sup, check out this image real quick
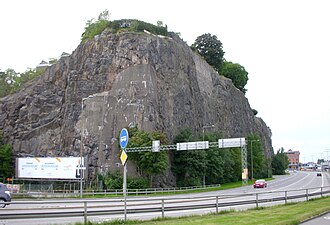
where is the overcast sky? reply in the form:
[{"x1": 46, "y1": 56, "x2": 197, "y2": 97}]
[{"x1": 1, "y1": 0, "x2": 329, "y2": 163}]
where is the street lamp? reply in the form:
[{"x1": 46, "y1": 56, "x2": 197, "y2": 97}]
[
  {"x1": 202, "y1": 124, "x2": 215, "y2": 187},
  {"x1": 250, "y1": 139, "x2": 259, "y2": 181}
]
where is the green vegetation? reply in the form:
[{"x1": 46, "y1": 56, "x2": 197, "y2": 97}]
[
  {"x1": 81, "y1": 10, "x2": 168, "y2": 43},
  {"x1": 81, "y1": 10, "x2": 111, "y2": 43},
  {"x1": 191, "y1": 33, "x2": 225, "y2": 72},
  {"x1": 0, "y1": 130, "x2": 13, "y2": 182},
  {"x1": 172, "y1": 129, "x2": 269, "y2": 187},
  {"x1": 247, "y1": 135, "x2": 270, "y2": 179},
  {"x1": 191, "y1": 34, "x2": 250, "y2": 95},
  {"x1": 220, "y1": 61, "x2": 249, "y2": 93},
  {"x1": 79, "y1": 196, "x2": 330, "y2": 225},
  {"x1": 127, "y1": 126, "x2": 168, "y2": 185},
  {"x1": 98, "y1": 127, "x2": 168, "y2": 190},
  {"x1": 97, "y1": 128, "x2": 271, "y2": 190},
  {"x1": 99, "y1": 171, "x2": 149, "y2": 190},
  {"x1": 272, "y1": 148, "x2": 289, "y2": 175},
  {"x1": 109, "y1": 19, "x2": 168, "y2": 36},
  {"x1": 0, "y1": 68, "x2": 44, "y2": 97}
]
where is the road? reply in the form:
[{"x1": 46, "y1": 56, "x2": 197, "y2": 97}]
[{"x1": 1, "y1": 171, "x2": 329, "y2": 225}]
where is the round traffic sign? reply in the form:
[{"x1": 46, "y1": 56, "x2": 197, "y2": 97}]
[{"x1": 119, "y1": 128, "x2": 129, "y2": 149}]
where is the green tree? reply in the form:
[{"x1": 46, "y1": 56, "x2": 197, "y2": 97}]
[
  {"x1": 0, "y1": 69, "x2": 17, "y2": 97},
  {"x1": 220, "y1": 61, "x2": 249, "y2": 93},
  {"x1": 205, "y1": 148, "x2": 224, "y2": 184},
  {"x1": 272, "y1": 148, "x2": 289, "y2": 175},
  {"x1": 103, "y1": 171, "x2": 149, "y2": 190},
  {"x1": 0, "y1": 68, "x2": 44, "y2": 97},
  {"x1": 12, "y1": 68, "x2": 44, "y2": 92},
  {"x1": 126, "y1": 127, "x2": 168, "y2": 185},
  {"x1": 172, "y1": 128, "x2": 247, "y2": 186},
  {"x1": 229, "y1": 148, "x2": 242, "y2": 182},
  {"x1": 191, "y1": 33, "x2": 225, "y2": 71},
  {"x1": 172, "y1": 128, "x2": 207, "y2": 186},
  {"x1": 81, "y1": 9, "x2": 110, "y2": 43},
  {"x1": 247, "y1": 135, "x2": 267, "y2": 180},
  {"x1": 0, "y1": 130, "x2": 13, "y2": 180}
]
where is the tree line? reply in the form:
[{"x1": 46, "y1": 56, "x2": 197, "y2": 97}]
[
  {"x1": 0, "y1": 131, "x2": 13, "y2": 182},
  {"x1": 0, "y1": 68, "x2": 44, "y2": 98},
  {"x1": 98, "y1": 127, "x2": 288, "y2": 189}
]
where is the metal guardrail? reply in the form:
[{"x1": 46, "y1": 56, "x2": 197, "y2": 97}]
[
  {"x1": 12, "y1": 184, "x2": 222, "y2": 198},
  {"x1": 1, "y1": 186, "x2": 330, "y2": 224}
]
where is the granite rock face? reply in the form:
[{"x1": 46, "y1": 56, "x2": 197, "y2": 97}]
[{"x1": 0, "y1": 31, "x2": 272, "y2": 184}]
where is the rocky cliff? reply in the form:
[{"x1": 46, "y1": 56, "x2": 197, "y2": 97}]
[{"x1": 0, "y1": 30, "x2": 272, "y2": 181}]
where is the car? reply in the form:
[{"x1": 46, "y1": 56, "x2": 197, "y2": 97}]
[
  {"x1": 317, "y1": 173, "x2": 322, "y2": 176},
  {"x1": 0, "y1": 183, "x2": 11, "y2": 208},
  {"x1": 253, "y1": 179, "x2": 267, "y2": 188}
]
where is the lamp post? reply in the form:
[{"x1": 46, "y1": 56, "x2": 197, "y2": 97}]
[
  {"x1": 202, "y1": 124, "x2": 215, "y2": 187},
  {"x1": 250, "y1": 139, "x2": 259, "y2": 181}
]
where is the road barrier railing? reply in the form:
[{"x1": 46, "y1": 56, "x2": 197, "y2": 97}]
[
  {"x1": 1, "y1": 185, "x2": 330, "y2": 224},
  {"x1": 12, "y1": 184, "x2": 222, "y2": 198}
]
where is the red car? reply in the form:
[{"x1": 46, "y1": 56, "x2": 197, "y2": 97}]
[{"x1": 253, "y1": 179, "x2": 267, "y2": 188}]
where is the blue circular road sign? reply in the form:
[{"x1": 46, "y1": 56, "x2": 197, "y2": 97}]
[{"x1": 119, "y1": 128, "x2": 129, "y2": 149}]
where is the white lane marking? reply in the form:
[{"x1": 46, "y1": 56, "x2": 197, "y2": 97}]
[{"x1": 272, "y1": 172, "x2": 310, "y2": 191}]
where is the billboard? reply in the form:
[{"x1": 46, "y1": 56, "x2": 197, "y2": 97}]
[{"x1": 16, "y1": 157, "x2": 85, "y2": 180}]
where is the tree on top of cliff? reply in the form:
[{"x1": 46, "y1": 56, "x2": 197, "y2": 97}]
[
  {"x1": 191, "y1": 33, "x2": 225, "y2": 72},
  {"x1": 0, "y1": 68, "x2": 44, "y2": 97},
  {"x1": 220, "y1": 61, "x2": 249, "y2": 94},
  {"x1": 81, "y1": 10, "x2": 111, "y2": 43},
  {"x1": 81, "y1": 10, "x2": 169, "y2": 43},
  {"x1": 191, "y1": 34, "x2": 249, "y2": 94}
]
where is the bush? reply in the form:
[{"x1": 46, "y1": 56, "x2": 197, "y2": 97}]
[
  {"x1": 102, "y1": 171, "x2": 149, "y2": 190},
  {"x1": 81, "y1": 19, "x2": 110, "y2": 43},
  {"x1": 109, "y1": 19, "x2": 168, "y2": 36}
]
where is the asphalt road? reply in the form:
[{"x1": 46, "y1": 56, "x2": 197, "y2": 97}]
[{"x1": 1, "y1": 171, "x2": 329, "y2": 225}]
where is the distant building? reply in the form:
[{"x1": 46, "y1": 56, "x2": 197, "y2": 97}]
[
  {"x1": 285, "y1": 149, "x2": 300, "y2": 170},
  {"x1": 36, "y1": 60, "x2": 50, "y2": 71},
  {"x1": 60, "y1": 52, "x2": 70, "y2": 58},
  {"x1": 36, "y1": 52, "x2": 70, "y2": 71}
]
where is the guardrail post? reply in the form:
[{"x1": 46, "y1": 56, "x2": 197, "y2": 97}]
[
  {"x1": 161, "y1": 199, "x2": 165, "y2": 219},
  {"x1": 256, "y1": 193, "x2": 259, "y2": 208},
  {"x1": 216, "y1": 196, "x2": 219, "y2": 213},
  {"x1": 306, "y1": 189, "x2": 309, "y2": 201},
  {"x1": 84, "y1": 201, "x2": 87, "y2": 225},
  {"x1": 321, "y1": 187, "x2": 323, "y2": 197},
  {"x1": 285, "y1": 191, "x2": 287, "y2": 204}
]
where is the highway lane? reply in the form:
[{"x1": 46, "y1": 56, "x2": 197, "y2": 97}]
[{"x1": 1, "y1": 171, "x2": 329, "y2": 225}]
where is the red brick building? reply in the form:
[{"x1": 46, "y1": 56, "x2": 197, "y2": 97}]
[{"x1": 285, "y1": 149, "x2": 300, "y2": 169}]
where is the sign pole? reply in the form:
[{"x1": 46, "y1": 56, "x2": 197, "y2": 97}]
[
  {"x1": 119, "y1": 128, "x2": 129, "y2": 221},
  {"x1": 123, "y1": 162, "x2": 127, "y2": 221}
]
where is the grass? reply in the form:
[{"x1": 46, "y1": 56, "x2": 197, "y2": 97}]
[
  {"x1": 83, "y1": 179, "x2": 273, "y2": 198},
  {"x1": 12, "y1": 179, "x2": 272, "y2": 200},
  {"x1": 79, "y1": 196, "x2": 330, "y2": 225}
]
